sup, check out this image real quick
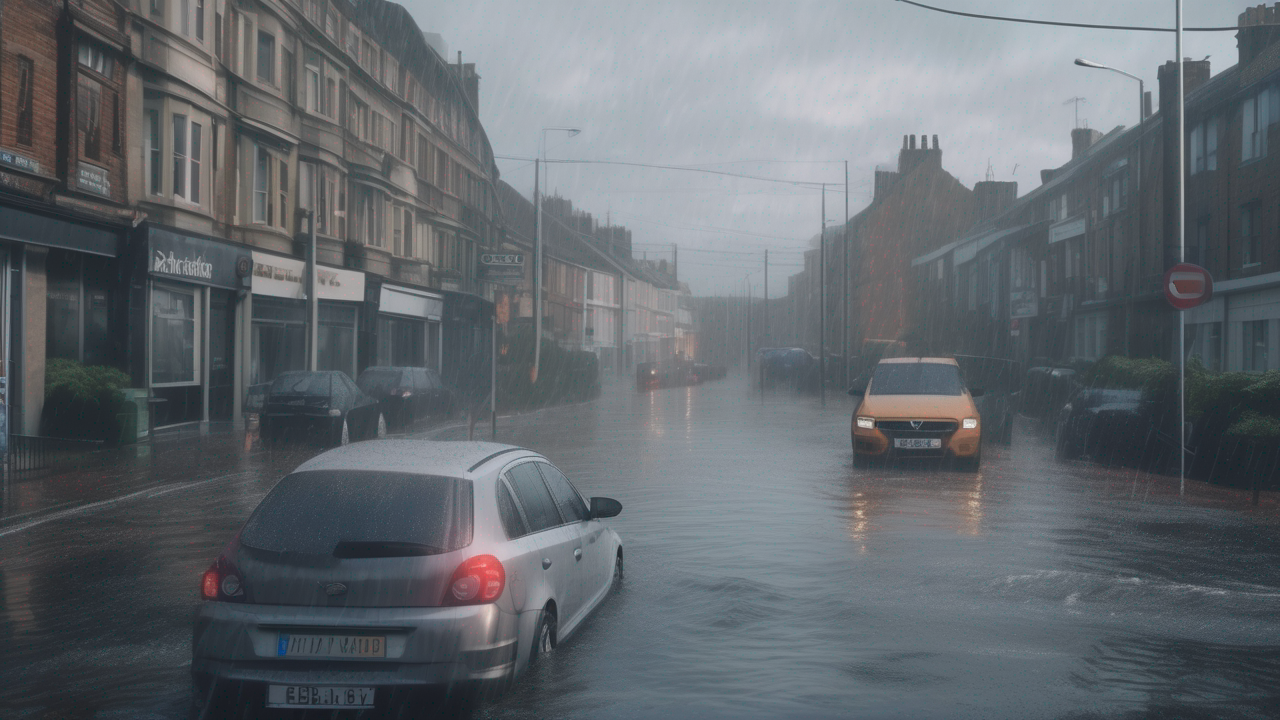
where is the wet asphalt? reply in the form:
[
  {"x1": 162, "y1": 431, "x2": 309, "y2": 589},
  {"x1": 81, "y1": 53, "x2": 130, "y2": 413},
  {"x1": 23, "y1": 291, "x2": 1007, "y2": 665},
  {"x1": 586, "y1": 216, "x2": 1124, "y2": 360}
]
[{"x1": 2, "y1": 373, "x2": 1279, "y2": 719}]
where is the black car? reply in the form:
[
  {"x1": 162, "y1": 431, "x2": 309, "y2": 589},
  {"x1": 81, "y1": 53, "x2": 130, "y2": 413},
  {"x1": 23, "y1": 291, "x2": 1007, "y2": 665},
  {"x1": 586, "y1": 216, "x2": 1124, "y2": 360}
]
[
  {"x1": 1055, "y1": 388, "x2": 1156, "y2": 463},
  {"x1": 356, "y1": 366, "x2": 457, "y2": 428},
  {"x1": 955, "y1": 355, "x2": 1021, "y2": 444},
  {"x1": 261, "y1": 371, "x2": 386, "y2": 447}
]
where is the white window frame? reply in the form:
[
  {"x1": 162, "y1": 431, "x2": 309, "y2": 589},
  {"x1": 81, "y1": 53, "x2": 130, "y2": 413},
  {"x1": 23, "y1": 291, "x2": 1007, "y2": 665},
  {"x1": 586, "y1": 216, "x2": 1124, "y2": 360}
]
[{"x1": 150, "y1": 283, "x2": 202, "y2": 388}]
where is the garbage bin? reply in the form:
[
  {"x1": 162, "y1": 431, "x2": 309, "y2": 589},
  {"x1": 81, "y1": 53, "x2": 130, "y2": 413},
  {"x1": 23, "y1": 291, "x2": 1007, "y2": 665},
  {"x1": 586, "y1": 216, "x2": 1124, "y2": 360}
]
[{"x1": 118, "y1": 389, "x2": 149, "y2": 444}]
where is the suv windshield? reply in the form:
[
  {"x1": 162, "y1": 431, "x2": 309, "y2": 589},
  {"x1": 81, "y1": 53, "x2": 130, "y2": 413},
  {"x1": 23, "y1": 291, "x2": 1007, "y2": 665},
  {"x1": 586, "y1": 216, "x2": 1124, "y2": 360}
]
[
  {"x1": 239, "y1": 471, "x2": 473, "y2": 555},
  {"x1": 270, "y1": 373, "x2": 333, "y2": 396},
  {"x1": 870, "y1": 363, "x2": 964, "y2": 396}
]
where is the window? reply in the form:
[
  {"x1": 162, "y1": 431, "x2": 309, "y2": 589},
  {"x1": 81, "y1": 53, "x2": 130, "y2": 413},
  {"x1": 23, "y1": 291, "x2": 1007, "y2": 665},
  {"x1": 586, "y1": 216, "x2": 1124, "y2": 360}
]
[
  {"x1": 279, "y1": 160, "x2": 288, "y2": 230},
  {"x1": 506, "y1": 463, "x2": 562, "y2": 532},
  {"x1": 282, "y1": 48, "x2": 295, "y2": 103},
  {"x1": 254, "y1": 144, "x2": 272, "y2": 224},
  {"x1": 1074, "y1": 313, "x2": 1108, "y2": 360},
  {"x1": 346, "y1": 26, "x2": 358, "y2": 57},
  {"x1": 152, "y1": 285, "x2": 198, "y2": 385},
  {"x1": 78, "y1": 44, "x2": 115, "y2": 77},
  {"x1": 537, "y1": 463, "x2": 588, "y2": 523},
  {"x1": 147, "y1": 110, "x2": 162, "y2": 194},
  {"x1": 16, "y1": 56, "x2": 34, "y2": 146},
  {"x1": 257, "y1": 31, "x2": 275, "y2": 84},
  {"x1": 352, "y1": 184, "x2": 384, "y2": 246},
  {"x1": 1191, "y1": 117, "x2": 1219, "y2": 174},
  {"x1": 150, "y1": 0, "x2": 163, "y2": 18},
  {"x1": 190, "y1": 123, "x2": 202, "y2": 204},
  {"x1": 497, "y1": 481, "x2": 529, "y2": 539},
  {"x1": 1243, "y1": 320, "x2": 1269, "y2": 373},
  {"x1": 1241, "y1": 204, "x2": 1259, "y2": 265},
  {"x1": 78, "y1": 76, "x2": 103, "y2": 161},
  {"x1": 1187, "y1": 321, "x2": 1222, "y2": 372},
  {"x1": 172, "y1": 114, "x2": 187, "y2": 199},
  {"x1": 1242, "y1": 88, "x2": 1276, "y2": 162},
  {"x1": 326, "y1": 9, "x2": 337, "y2": 40},
  {"x1": 196, "y1": 0, "x2": 204, "y2": 40}
]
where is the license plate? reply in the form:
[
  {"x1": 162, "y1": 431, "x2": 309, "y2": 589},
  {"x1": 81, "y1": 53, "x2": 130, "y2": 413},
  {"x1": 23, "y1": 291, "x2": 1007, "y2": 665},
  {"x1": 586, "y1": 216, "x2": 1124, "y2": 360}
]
[
  {"x1": 266, "y1": 685, "x2": 375, "y2": 709},
  {"x1": 894, "y1": 438, "x2": 942, "y2": 449},
  {"x1": 277, "y1": 633, "x2": 386, "y2": 658}
]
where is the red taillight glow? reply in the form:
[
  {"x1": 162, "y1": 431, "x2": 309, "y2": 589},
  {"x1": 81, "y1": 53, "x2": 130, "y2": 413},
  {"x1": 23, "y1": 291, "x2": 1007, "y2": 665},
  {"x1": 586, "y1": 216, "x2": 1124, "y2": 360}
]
[
  {"x1": 200, "y1": 533, "x2": 246, "y2": 602},
  {"x1": 444, "y1": 555, "x2": 505, "y2": 606}
]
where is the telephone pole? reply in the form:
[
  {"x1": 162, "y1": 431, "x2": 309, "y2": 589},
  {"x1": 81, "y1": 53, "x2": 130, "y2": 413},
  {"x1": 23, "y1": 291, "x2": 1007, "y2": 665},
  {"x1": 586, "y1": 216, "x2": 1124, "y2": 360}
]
[
  {"x1": 820, "y1": 183, "x2": 827, "y2": 408},
  {"x1": 842, "y1": 159, "x2": 849, "y2": 388},
  {"x1": 763, "y1": 249, "x2": 769, "y2": 345}
]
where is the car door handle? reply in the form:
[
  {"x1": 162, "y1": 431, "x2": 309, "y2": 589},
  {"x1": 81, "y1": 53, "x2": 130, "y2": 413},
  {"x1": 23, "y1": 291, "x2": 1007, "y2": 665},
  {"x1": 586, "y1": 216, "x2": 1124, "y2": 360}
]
[
  {"x1": 574, "y1": 548, "x2": 583, "y2": 561},
  {"x1": 542, "y1": 558, "x2": 552, "y2": 570}
]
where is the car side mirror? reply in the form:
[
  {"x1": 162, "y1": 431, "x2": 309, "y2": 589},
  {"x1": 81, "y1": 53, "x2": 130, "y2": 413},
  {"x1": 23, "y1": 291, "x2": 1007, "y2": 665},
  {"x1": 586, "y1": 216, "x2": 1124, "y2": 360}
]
[
  {"x1": 847, "y1": 378, "x2": 868, "y2": 396},
  {"x1": 590, "y1": 497, "x2": 622, "y2": 519},
  {"x1": 970, "y1": 387, "x2": 985, "y2": 398}
]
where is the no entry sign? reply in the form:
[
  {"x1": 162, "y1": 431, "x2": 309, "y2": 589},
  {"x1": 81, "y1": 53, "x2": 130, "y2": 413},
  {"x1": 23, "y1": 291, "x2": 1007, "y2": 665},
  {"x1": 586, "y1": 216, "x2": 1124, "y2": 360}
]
[{"x1": 1164, "y1": 263, "x2": 1214, "y2": 310}]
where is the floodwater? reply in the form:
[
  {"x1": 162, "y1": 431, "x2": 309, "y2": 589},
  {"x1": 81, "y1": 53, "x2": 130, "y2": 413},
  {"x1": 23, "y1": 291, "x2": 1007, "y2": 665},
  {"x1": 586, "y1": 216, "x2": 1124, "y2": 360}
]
[{"x1": 2, "y1": 374, "x2": 1279, "y2": 719}]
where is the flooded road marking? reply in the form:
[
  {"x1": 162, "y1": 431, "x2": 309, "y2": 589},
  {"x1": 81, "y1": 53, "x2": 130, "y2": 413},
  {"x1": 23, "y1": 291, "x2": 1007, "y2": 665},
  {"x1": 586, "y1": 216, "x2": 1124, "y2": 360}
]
[{"x1": 0, "y1": 471, "x2": 252, "y2": 538}]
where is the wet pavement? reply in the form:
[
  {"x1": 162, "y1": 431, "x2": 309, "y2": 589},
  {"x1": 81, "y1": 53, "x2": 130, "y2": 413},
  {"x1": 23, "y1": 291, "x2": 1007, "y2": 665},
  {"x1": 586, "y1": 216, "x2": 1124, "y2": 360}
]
[{"x1": 2, "y1": 374, "x2": 1279, "y2": 719}]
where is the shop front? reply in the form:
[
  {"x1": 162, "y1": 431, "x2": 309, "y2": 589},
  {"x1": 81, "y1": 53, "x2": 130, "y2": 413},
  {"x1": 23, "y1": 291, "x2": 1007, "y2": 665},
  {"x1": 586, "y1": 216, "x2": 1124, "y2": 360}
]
[
  {"x1": 377, "y1": 284, "x2": 443, "y2": 370},
  {"x1": 250, "y1": 252, "x2": 365, "y2": 383},
  {"x1": 143, "y1": 227, "x2": 250, "y2": 428}
]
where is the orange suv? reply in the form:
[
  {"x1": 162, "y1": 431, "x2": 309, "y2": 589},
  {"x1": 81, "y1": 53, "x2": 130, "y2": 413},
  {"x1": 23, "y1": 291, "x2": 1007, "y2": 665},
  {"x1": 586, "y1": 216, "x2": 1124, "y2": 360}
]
[{"x1": 849, "y1": 357, "x2": 983, "y2": 471}]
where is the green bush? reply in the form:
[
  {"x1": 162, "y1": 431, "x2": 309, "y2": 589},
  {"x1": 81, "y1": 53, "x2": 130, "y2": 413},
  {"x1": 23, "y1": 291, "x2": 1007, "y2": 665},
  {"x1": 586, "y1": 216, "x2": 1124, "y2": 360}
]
[
  {"x1": 1224, "y1": 409, "x2": 1280, "y2": 438},
  {"x1": 42, "y1": 358, "x2": 131, "y2": 442},
  {"x1": 497, "y1": 326, "x2": 600, "y2": 411}
]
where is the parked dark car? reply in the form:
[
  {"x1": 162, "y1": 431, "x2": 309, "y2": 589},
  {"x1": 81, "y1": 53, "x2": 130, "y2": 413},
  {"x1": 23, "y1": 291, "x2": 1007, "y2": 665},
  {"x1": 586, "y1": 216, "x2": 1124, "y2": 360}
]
[
  {"x1": 955, "y1": 355, "x2": 1020, "y2": 444},
  {"x1": 356, "y1": 366, "x2": 457, "y2": 429},
  {"x1": 758, "y1": 347, "x2": 818, "y2": 390},
  {"x1": 1055, "y1": 388, "x2": 1157, "y2": 463},
  {"x1": 262, "y1": 371, "x2": 386, "y2": 447},
  {"x1": 637, "y1": 359, "x2": 700, "y2": 389},
  {"x1": 637, "y1": 361, "x2": 661, "y2": 389}
]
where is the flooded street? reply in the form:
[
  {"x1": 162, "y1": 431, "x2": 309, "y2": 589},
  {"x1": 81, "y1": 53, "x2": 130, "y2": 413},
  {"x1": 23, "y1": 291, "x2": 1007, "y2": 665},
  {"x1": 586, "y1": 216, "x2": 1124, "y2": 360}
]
[{"x1": 3, "y1": 375, "x2": 1279, "y2": 719}]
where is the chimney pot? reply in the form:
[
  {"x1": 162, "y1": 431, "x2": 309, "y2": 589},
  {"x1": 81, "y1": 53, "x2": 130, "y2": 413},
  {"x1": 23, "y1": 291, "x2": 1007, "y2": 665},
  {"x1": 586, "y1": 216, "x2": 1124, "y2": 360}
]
[
  {"x1": 932, "y1": 134, "x2": 939, "y2": 150},
  {"x1": 909, "y1": 135, "x2": 917, "y2": 150},
  {"x1": 921, "y1": 135, "x2": 928, "y2": 150},
  {"x1": 902, "y1": 135, "x2": 909, "y2": 149}
]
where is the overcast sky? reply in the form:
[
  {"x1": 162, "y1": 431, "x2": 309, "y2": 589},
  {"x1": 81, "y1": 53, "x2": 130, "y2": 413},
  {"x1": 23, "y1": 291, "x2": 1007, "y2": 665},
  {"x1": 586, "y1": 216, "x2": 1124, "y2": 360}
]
[{"x1": 405, "y1": 1, "x2": 1243, "y2": 297}]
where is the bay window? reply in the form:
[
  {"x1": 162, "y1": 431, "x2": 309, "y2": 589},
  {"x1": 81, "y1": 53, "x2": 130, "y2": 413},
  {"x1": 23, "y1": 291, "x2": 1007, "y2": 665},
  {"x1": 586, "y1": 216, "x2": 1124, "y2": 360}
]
[{"x1": 251, "y1": 142, "x2": 288, "y2": 229}]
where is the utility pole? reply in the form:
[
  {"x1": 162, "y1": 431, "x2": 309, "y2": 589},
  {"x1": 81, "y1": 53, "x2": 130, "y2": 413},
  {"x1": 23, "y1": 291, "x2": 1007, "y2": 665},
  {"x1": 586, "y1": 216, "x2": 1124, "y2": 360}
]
[
  {"x1": 305, "y1": 209, "x2": 318, "y2": 371},
  {"x1": 673, "y1": 243, "x2": 678, "y2": 282},
  {"x1": 843, "y1": 160, "x2": 849, "y2": 388},
  {"x1": 763, "y1": 249, "x2": 768, "y2": 345},
  {"x1": 746, "y1": 281, "x2": 752, "y2": 369},
  {"x1": 1176, "y1": 0, "x2": 1186, "y2": 495},
  {"x1": 532, "y1": 158, "x2": 542, "y2": 383},
  {"x1": 820, "y1": 183, "x2": 826, "y2": 408}
]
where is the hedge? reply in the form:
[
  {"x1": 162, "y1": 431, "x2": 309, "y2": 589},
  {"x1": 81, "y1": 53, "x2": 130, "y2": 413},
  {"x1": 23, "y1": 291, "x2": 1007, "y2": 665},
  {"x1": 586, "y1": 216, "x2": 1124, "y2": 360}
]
[
  {"x1": 42, "y1": 358, "x2": 131, "y2": 442},
  {"x1": 497, "y1": 327, "x2": 600, "y2": 410}
]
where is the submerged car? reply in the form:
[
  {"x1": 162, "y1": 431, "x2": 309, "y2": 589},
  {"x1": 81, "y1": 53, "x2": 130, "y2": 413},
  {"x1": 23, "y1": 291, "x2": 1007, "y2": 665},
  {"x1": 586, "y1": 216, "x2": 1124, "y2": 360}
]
[
  {"x1": 849, "y1": 357, "x2": 984, "y2": 471},
  {"x1": 357, "y1": 366, "x2": 457, "y2": 429},
  {"x1": 191, "y1": 440, "x2": 624, "y2": 716},
  {"x1": 954, "y1": 355, "x2": 1020, "y2": 445},
  {"x1": 1055, "y1": 388, "x2": 1158, "y2": 463},
  {"x1": 261, "y1": 371, "x2": 386, "y2": 447}
]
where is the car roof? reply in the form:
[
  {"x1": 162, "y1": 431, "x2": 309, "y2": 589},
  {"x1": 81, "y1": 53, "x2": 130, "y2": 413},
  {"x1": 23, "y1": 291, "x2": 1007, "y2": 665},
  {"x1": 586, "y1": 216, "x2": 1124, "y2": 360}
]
[
  {"x1": 291, "y1": 439, "x2": 540, "y2": 479},
  {"x1": 878, "y1": 357, "x2": 958, "y2": 366}
]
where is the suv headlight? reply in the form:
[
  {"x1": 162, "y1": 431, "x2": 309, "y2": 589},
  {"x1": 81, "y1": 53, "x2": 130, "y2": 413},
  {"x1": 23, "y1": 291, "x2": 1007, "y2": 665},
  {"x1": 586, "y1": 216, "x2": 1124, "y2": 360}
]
[
  {"x1": 963, "y1": 418, "x2": 978, "y2": 429},
  {"x1": 856, "y1": 416, "x2": 875, "y2": 429}
]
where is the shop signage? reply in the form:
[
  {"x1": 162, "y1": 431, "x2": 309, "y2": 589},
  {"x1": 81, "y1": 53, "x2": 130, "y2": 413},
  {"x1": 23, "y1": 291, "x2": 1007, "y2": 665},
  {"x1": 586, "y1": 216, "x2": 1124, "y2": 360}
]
[
  {"x1": 76, "y1": 163, "x2": 111, "y2": 197},
  {"x1": 380, "y1": 284, "x2": 444, "y2": 320},
  {"x1": 0, "y1": 150, "x2": 40, "y2": 174},
  {"x1": 0, "y1": 170, "x2": 46, "y2": 198},
  {"x1": 479, "y1": 253, "x2": 524, "y2": 283},
  {"x1": 1010, "y1": 289, "x2": 1038, "y2": 319},
  {"x1": 148, "y1": 228, "x2": 249, "y2": 289},
  {"x1": 251, "y1": 251, "x2": 365, "y2": 301}
]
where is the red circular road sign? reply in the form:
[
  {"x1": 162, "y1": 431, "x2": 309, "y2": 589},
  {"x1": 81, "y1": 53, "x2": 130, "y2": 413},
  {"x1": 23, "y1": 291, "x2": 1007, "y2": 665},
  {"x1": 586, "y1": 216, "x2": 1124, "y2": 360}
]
[{"x1": 1164, "y1": 263, "x2": 1214, "y2": 310}]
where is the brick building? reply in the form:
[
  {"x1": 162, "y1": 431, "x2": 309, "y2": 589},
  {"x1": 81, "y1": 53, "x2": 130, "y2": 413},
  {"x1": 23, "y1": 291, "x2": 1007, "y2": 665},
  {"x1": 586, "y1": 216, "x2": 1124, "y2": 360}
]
[{"x1": 0, "y1": 0, "x2": 504, "y2": 435}]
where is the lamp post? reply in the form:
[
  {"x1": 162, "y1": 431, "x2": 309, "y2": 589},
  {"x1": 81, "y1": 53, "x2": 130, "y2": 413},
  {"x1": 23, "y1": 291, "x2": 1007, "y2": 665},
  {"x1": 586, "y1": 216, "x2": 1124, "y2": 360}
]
[
  {"x1": 1074, "y1": 58, "x2": 1145, "y2": 358},
  {"x1": 532, "y1": 126, "x2": 581, "y2": 383}
]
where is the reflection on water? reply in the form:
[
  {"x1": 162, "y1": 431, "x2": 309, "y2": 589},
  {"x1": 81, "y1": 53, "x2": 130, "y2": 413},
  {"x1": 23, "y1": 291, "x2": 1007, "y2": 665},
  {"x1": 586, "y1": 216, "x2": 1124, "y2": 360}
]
[
  {"x1": 961, "y1": 477, "x2": 983, "y2": 536},
  {"x1": 848, "y1": 490, "x2": 872, "y2": 554}
]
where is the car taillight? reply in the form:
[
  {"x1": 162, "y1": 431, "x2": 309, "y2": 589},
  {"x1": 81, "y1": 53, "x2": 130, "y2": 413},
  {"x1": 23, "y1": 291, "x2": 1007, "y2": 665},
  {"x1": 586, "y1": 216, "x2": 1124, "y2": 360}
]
[
  {"x1": 400, "y1": 390, "x2": 413, "y2": 398},
  {"x1": 201, "y1": 534, "x2": 246, "y2": 602},
  {"x1": 443, "y1": 555, "x2": 505, "y2": 606}
]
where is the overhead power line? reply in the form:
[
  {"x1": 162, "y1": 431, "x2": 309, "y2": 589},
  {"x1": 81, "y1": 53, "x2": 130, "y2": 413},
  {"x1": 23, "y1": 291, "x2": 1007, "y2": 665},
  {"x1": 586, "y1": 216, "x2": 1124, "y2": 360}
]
[
  {"x1": 896, "y1": 0, "x2": 1243, "y2": 32},
  {"x1": 495, "y1": 155, "x2": 847, "y2": 189}
]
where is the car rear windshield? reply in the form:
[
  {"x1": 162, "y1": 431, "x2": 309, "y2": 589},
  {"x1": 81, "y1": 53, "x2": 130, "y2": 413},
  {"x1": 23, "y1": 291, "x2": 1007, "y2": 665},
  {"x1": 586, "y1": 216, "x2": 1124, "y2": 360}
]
[
  {"x1": 870, "y1": 363, "x2": 964, "y2": 396},
  {"x1": 271, "y1": 373, "x2": 333, "y2": 396},
  {"x1": 357, "y1": 369, "x2": 406, "y2": 394},
  {"x1": 239, "y1": 471, "x2": 473, "y2": 555}
]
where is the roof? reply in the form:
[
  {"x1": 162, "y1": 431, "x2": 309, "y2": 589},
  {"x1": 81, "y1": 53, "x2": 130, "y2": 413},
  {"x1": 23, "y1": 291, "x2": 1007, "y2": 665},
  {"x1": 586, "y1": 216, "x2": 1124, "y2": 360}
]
[
  {"x1": 292, "y1": 439, "x2": 539, "y2": 478},
  {"x1": 879, "y1": 357, "x2": 958, "y2": 366}
]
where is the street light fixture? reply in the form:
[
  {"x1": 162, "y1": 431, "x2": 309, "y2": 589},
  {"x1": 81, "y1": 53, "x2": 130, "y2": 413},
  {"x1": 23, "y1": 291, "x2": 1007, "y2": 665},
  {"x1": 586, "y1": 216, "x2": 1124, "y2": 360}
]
[
  {"x1": 532, "y1": 126, "x2": 581, "y2": 383},
  {"x1": 1074, "y1": 57, "x2": 1145, "y2": 358}
]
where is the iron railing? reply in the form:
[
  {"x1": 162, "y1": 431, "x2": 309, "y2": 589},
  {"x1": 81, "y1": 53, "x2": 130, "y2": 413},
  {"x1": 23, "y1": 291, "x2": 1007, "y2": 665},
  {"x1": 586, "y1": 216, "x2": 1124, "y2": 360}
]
[{"x1": 6, "y1": 434, "x2": 106, "y2": 474}]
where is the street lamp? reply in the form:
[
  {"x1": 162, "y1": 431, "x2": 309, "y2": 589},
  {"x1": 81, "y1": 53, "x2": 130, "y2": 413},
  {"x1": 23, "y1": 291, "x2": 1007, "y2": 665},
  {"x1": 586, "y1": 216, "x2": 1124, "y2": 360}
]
[
  {"x1": 532, "y1": 126, "x2": 581, "y2": 383},
  {"x1": 1074, "y1": 58, "x2": 1146, "y2": 359}
]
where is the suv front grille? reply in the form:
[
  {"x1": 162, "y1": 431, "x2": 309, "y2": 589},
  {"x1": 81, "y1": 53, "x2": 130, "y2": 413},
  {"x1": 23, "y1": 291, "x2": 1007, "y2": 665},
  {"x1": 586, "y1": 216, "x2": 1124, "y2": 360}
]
[{"x1": 876, "y1": 420, "x2": 957, "y2": 433}]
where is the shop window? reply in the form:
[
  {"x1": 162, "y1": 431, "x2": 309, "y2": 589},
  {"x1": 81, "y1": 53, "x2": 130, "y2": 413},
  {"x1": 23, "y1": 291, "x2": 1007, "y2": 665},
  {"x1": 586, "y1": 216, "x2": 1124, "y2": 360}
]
[
  {"x1": 318, "y1": 302, "x2": 357, "y2": 377},
  {"x1": 1074, "y1": 313, "x2": 1107, "y2": 361},
  {"x1": 377, "y1": 315, "x2": 425, "y2": 366},
  {"x1": 251, "y1": 298, "x2": 306, "y2": 384},
  {"x1": 152, "y1": 285, "x2": 198, "y2": 385},
  {"x1": 1243, "y1": 320, "x2": 1269, "y2": 373}
]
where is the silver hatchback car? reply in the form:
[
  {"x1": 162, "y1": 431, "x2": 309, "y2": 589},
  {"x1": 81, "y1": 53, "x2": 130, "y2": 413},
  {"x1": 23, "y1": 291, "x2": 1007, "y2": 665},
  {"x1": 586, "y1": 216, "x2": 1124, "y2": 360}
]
[{"x1": 191, "y1": 440, "x2": 624, "y2": 715}]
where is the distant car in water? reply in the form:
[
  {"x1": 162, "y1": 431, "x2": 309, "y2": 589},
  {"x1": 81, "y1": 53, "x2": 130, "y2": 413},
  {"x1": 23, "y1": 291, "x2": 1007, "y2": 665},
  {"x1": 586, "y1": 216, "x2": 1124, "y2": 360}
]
[
  {"x1": 636, "y1": 359, "x2": 700, "y2": 389},
  {"x1": 261, "y1": 371, "x2": 386, "y2": 447},
  {"x1": 954, "y1": 355, "x2": 1020, "y2": 445},
  {"x1": 758, "y1": 347, "x2": 818, "y2": 390},
  {"x1": 191, "y1": 440, "x2": 624, "y2": 716},
  {"x1": 849, "y1": 357, "x2": 983, "y2": 471},
  {"x1": 357, "y1": 366, "x2": 457, "y2": 429},
  {"x1": 1055, "y1": 388, "x2": 1157, "y2": 464}
]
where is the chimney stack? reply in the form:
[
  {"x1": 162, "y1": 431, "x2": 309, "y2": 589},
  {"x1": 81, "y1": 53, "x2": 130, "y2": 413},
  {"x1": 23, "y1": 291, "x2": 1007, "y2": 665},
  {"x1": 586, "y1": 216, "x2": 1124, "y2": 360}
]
[
  {"x1": 921, "y1": 134, "x2": 928, "y2": 150},
  {"x1": 1071, "y1": 127, "x2": 1103, "y2": 159},
  {"x1": 909, "y1": 135, "x2": 917, "y2": 150},
  {"x1": 1143, "y1": 91, "x2": 1152, "y2": 119},
  {"x1": 1238, "y1": 4, "x2": 1280, "y2": 67}
]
